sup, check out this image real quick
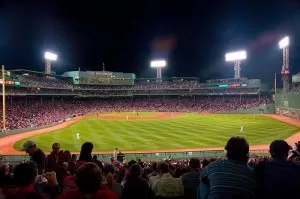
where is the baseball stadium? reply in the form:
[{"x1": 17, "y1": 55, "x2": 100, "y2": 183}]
[{"x1": 1, "y1": 67, "x2": 300, "y2": 163}]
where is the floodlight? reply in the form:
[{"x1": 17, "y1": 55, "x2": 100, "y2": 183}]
[
  {"x1": 44, "y1": 52, "x2": 57, "y2": 61},
  {"x1": 279, "y1": 36, "x2": 289, "y2": 49},
  {"x1": 150, "y1": 60, "x2": 167, "y2": 68},
  {"x1": 225, "y1": 50, "x2": 247, "y2": 62}
]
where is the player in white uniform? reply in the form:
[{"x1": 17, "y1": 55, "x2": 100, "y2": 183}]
[
  {"x1": 76, "y1": 132, "x2": 80, "y2": 139},
  {"x1": 113, "y1": 148, "x2": 118, "y2": 161},
  {"x1": 240, "y1": 125, "x2": 244, "y2": 133}
]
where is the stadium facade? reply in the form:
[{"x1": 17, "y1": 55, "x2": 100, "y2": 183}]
[{"x1": 2, "y1": 69, "x2": 271, "y2": 105}]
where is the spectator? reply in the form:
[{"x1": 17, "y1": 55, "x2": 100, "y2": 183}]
[
  {"x1": 255, "y1": 140, "x2": 300, "y2": 199},
  {"x1": 57, "y1": 162, "x2": 118, "y2": 199},
  {"x1": 0, "y1": 163, "x2": 13, "y2": 187},
  {"x1": 23, "y1": 141, "x2": 47, "y2": 175},
  {"x1": 148, "y1": 162, "x2": 158, "y2": 178},
  {"x1": 1, "y1": 161, "x2": 59, "y2": 199},
  {"x1": 181, "y1": 158, "x2": 201, "y2": 199},
  {"x1": 201, "y1": 136, "x2": 256, "y2": 199},
  {"x1": 93, "y1": 155, "x2": 103, "y2": 170},
  {"x1": 121, "y1": 164, "x2": 151, "y2": 199},
  {"x1": 149, "y1": 162, "x2": 184, "y2": 197},
  {"x1": 201, "y1": 159, "x2": 210, "y2": 169},
  {"x1": 78, "y1": 142, "x2": 94, "y2": 164},
  {"x1": 47, "y1": 143, "x2": 68, "y2": 184}
]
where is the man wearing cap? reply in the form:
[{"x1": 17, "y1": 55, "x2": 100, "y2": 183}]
[{"x1": 23, "y1": 140, "x2": 47, "y2": 175}]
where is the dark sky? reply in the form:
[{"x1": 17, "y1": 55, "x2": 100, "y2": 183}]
[{"x1": 1, "y1": 0, "x2": 300, "y2": 84}]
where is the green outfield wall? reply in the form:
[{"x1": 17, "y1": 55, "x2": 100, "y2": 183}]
[
  {"x1": 275, "y1": 93, "x2": 300, "y2": 119},
  {"x1": 1, "y1": 150, "x2": 269, "y2": 164},
  {"x1": 227, "y1": 104, "x2": 275, "y2": 114}
]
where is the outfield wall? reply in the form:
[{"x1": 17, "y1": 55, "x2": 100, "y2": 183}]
[
  {"x1": 227, "y1": 104, "x2": 275, "y2": 114},
  {"x1": 275, "y1": 93, "x2": 300, "y2": 119},
  {"x1": 1, "y1": 150, "x2": 269, "y2": 164}
]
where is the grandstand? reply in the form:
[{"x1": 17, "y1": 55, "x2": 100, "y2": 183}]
[
  {"x1": 275, "y1": 73, "x2": 300, "y2": 119},
  {"x1": 0, "y1": 70, "x2": 273, "y2": 131}
]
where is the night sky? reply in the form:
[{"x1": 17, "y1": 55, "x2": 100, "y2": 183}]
[{"x1": 1, "y1": 0, "x2": 300, "y2": 84}]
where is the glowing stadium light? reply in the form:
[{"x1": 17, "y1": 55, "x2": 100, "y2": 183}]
[
  {"x1": 279, "y1": 36, "x2": 290, "y2": 92},
  {"x1": 150, "y1": 59, "x2": 167, "y2": 82},
  {"x1": 44, "y1": 52, "x2": 58, "y2": 61},
  {"x1": 225, "y1": 50, "x2": 247, "y2": 62},
  {"x1": 225, "y1": 50, "x2": 247, "y2": 79},
  {"x1": 44, "y1": 52, "x2": 58, "y2": 74},
  {"x1": 279, "y1": 36, "x2": 289, "y2": 49},
  {"x1": 150, "y1": 60, "x2": 167, "y2": 68}
]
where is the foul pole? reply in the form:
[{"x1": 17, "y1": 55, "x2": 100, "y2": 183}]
[{"x1": 2, "y1": 65, "x2": 6, "y2": 130}]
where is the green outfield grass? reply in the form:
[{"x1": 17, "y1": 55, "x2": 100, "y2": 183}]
[{"x1": 13, "y1": 113, "x2": 300, "y2": 152}]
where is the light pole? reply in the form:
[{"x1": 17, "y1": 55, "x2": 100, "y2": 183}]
[
  {"x1": 44, "y1": 52, "x2": 57, "y2": 74},
  {"x1": 279, "y1": 36, "x2": 290, "y2": 93},
  {"x1": 225, "y1": 50, "x2": 247, "y2": 79},
  {"x1": 150, "y1": 59, "x2": 167, "y2": 82}
]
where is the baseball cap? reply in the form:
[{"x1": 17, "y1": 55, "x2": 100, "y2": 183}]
[{"x1": 22, "y1": 140, "x2": 36, "y2": 151}]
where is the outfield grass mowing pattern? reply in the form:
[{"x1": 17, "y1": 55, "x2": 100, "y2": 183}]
[{"x1": 13, "y1": 113, "x2": 300, "y2": 152}]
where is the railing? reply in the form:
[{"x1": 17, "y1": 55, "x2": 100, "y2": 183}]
[{"x1": 0, "y1": 150, "x2": 269, "y2": 164}]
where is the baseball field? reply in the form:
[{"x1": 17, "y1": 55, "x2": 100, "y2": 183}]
[{"x1": 10, "y1": 112, "x2": 300, "y2": 153}]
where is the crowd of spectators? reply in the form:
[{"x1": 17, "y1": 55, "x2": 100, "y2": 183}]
[
  {"x1": 2, "y1": 86, "x2": 260, "y2": 96},
  {"x1": 11, "y1": 73, "x2": 261, "y2": 92},
  {"x1": 290, "y1": 83, "x2": 300, "y2": 93},
  {"x1": 1, "y1": 137, "x2": 300, "y2": 199},
  {"x1": 0, "y1": 96, "x2": 272, "y2": 131},
  {"x1": 15, "y1": 75, "x2": 73, "y2": 89}
]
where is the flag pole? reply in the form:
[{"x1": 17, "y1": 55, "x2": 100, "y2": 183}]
[{"x1": 2, "y1": 65, "x2": 6, "y2": 130}]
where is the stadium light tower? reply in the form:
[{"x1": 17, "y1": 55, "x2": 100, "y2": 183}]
[
  {"x1": 150, "y1": 59, "x2": 167, "y2": 81},
  {"x1": 279, "y1": 36, "x2": 290, "y2": 93},
  {"x1": 225, "y1": 50, "x2": 247, "y2": 79},
  {"x1": 44, "y1": 52, "x2": 57, "y2": 74}
]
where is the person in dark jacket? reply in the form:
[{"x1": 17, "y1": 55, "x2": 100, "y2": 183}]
[
  {"x1": 121, "y1": 164, "x2": 151, "y2": 199},
  {"x1": 23, "y1": 140, "x2": 47, "y2": 175}
]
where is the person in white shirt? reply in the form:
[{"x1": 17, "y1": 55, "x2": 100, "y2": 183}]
[
  {"x1": 113, "y1": 148, "x2": 118, "y2": 161},
  {"x1": 76, "y1": 132, "x2": 80, "y2": 140}
]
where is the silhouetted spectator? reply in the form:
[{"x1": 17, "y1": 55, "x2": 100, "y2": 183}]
[
  {"x1": 57, "y1": 162, "x2": 118, "y2": 199},
  {"x1": 0, "y1": 163, "x2": 13, "y2": 187},
  {"x1": 1, "y1": 161, "x2": 60, "y2": 199},
  {"x1": 201, "y1": 136, "x2": 256, "y2": 199},
  {"x1": 78, "y1": 142, "x2": 94, "y2": 164},
  {"x1": 181, "y1": 158, "x2": 201, "y2": 199},
  {"x1": 255, "y1": 140, "x2": 300, "y2": 199},
  {"x1": 122, "y1": 164, "x2": 150, "y2": 199}
]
